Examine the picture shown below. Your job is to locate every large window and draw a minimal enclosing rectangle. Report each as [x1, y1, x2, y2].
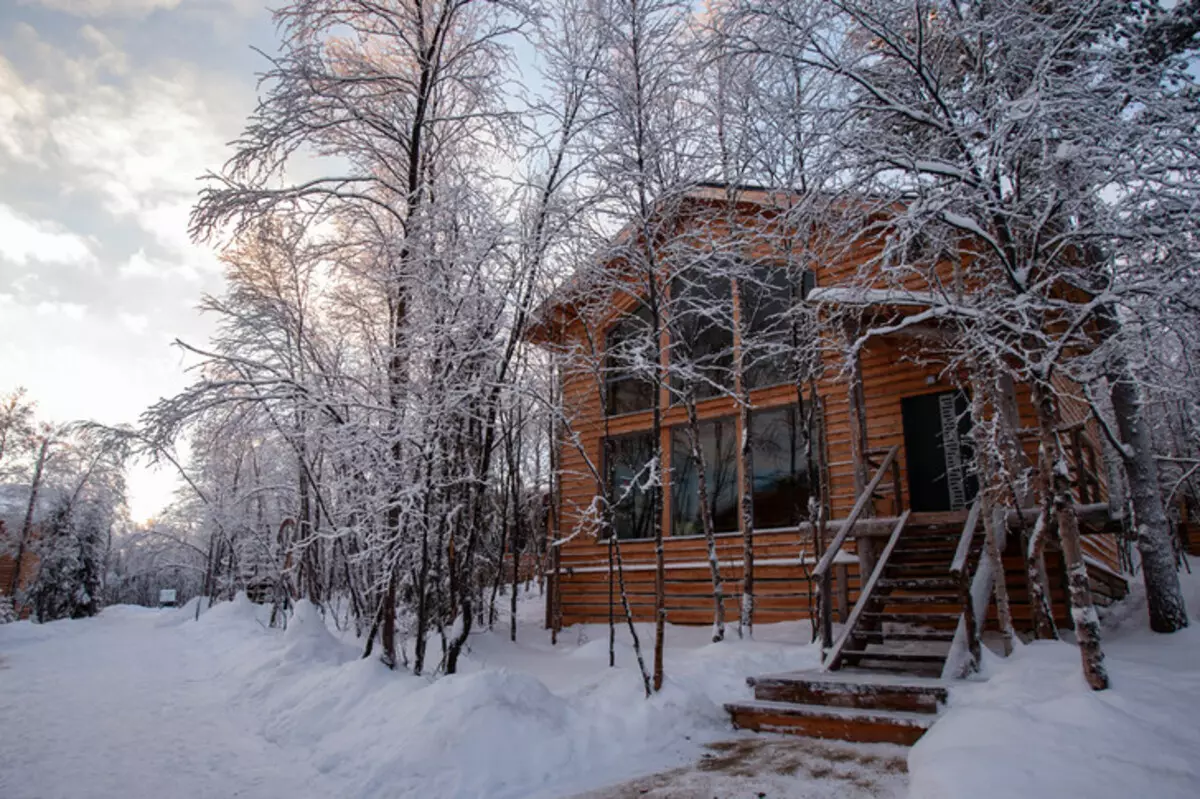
[742, 265, 806, 390]
[751, 405, 812, 529]
[669, 268, 734, 401]
[605, 431, 656, 540]
[670, 417, 739, 536]
[605, 305, 656, 415]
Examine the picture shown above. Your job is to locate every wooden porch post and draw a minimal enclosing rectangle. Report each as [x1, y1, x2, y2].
[844, 319, 875, 580]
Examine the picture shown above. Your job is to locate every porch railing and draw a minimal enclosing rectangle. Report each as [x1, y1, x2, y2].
[823, 509, 911, 670]
[941, 500, 1008, 679]
[813, 444, 900, 650]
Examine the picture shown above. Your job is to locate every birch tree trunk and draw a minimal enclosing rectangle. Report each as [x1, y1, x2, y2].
[1032, 380, 1109, 690]
[685, 399, 726, 642]
[1106, 360, 1190, 633]
[971, 379, 1015, 654]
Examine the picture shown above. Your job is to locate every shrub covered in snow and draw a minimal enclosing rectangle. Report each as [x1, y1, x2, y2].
[0, 595, 15, 624]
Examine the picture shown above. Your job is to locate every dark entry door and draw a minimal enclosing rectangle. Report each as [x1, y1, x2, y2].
[901, 390, 978, 513]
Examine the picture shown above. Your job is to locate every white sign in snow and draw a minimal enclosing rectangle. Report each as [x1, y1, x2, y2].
[158, 589, 178, 606]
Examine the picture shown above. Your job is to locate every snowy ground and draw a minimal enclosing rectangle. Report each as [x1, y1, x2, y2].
[2, 563, 1199, 799]
[1, 590, 893, 799]
[909, 559, 1200, 799]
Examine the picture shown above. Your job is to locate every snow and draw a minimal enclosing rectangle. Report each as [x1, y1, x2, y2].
[807, 286, 938, 307]
[910, 557, 1200, 799]
[0, 588, 821, 799]
[4, 568, 1200, 799]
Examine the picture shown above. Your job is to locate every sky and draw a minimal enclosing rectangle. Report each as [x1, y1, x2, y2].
[0, 0, 279, 521]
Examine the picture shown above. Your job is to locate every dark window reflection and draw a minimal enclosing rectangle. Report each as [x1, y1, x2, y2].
[669, 269, 734, 401]
[605, 430, 656, 539]
[751, 405, 811, 529]
[605, 304, 656, 415]
[670, 417, 739, 536]
[742, 265, 800, 390]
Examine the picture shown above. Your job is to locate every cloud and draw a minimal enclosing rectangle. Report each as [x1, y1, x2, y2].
[118, 248, 209, 283]
[0, 52, 48, 166]
[19, 0, 184, 17]
[18, 0, 266, 20]
[34, 299, 88, 320]
[119, 311, 149, 334]
[0, 203, 95, 266]
[1, 24, 250, 274]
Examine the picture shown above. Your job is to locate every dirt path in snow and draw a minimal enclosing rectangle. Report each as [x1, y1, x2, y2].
[569, 736, 909, 799]
[0, 607, 340, 799]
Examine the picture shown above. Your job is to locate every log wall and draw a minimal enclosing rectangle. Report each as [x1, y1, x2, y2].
[546, 194, 1123, 629]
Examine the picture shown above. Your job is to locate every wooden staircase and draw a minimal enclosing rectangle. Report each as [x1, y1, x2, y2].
[831, 511, 986, 678]
[726, 449, 993, 745]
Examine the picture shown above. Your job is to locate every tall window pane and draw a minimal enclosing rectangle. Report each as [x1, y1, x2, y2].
[669, 267, 734, 401]
[742, 265, 798, 390]
[606, 431, 655, 540]
[751, 405, 811, 529]
[606, 305, 656, 415]
[670, 417, 738, 536]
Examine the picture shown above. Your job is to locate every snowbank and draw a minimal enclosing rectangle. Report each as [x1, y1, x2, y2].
[909, 561, 1200, 799]
[189, 598, 814, 799]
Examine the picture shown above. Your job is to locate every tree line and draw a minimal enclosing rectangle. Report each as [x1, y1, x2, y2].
[3, 0, 1197, 692]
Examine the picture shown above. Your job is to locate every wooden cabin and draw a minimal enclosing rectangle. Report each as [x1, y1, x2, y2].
[530, 186, 1130, 740]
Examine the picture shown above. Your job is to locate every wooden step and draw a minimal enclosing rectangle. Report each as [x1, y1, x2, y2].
[883, 564, 956, 578]
[898, 531, 963, 542]
[863, 611, 961, 625]
[892, 545, 979, 558]
[725, 699, 935, 745]
[878, 577, 959, 591]
[747, 671, 948, 713]
[881, 594, 960, 606]
[857, 629, 956, 643]
[852, 660, 944, 678]
[841, 650, 947, 664]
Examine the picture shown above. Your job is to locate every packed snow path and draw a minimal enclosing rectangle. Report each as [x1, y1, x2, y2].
[0, 606, 339, 799]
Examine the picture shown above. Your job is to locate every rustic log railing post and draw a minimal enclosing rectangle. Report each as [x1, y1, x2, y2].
[891, 457, 902, 516]
[820, 566, 834, 649]
[834, 563, 850, 622]
[948, 500, 983, 674]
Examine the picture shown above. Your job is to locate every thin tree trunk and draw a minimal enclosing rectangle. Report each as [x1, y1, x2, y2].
[1032, 380, 1108, 690]
[1025, 509, 1060, 641]
[734, 281, 755, 639]
[737, 390, 755, 638]
[380, 564, 399, 669]
[611, 531, 653, 697]
[9, 436, 49, 602]
[685, 399, 726, 642]
[972, 374, 1015, 654]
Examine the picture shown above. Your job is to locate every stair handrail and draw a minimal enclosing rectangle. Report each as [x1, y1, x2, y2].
[943, 500, 987, 678]
[813, 444, 900, 649]
[823, 509, 911, 671]
[949, 499, 982, 578]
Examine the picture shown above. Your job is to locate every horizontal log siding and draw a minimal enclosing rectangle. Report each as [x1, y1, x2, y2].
[557, 528, 859, 626]
[547, 197, 1122, 630]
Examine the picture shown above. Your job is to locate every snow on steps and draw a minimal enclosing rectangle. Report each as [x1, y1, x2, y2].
[726, 671, 952, 746]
